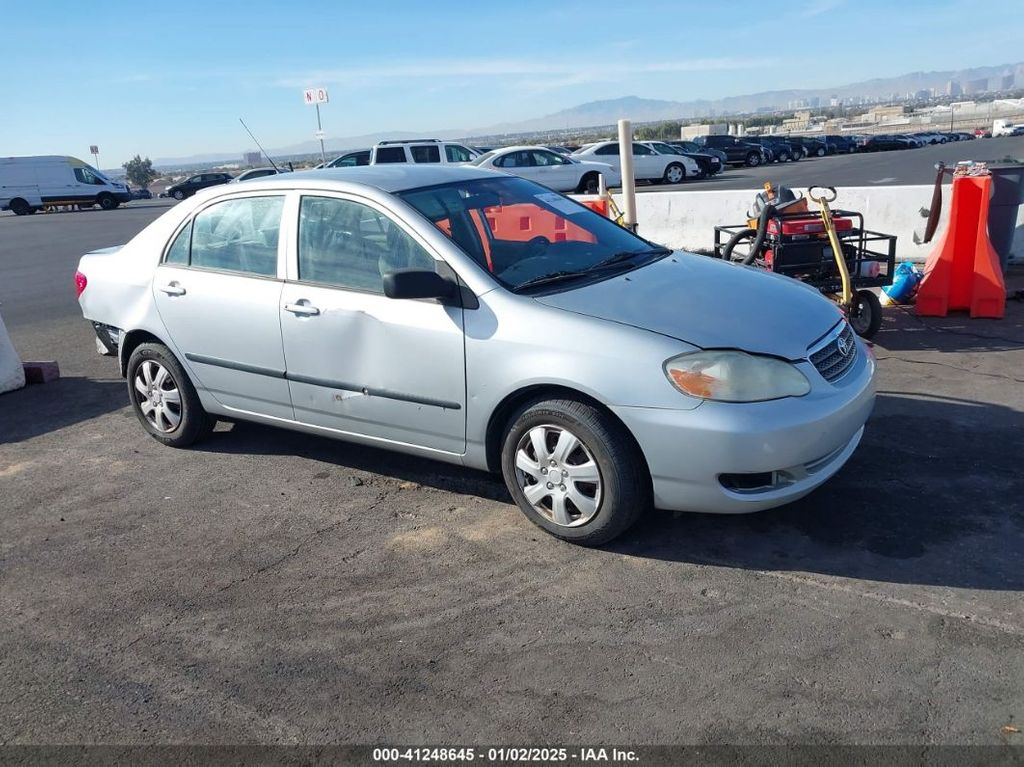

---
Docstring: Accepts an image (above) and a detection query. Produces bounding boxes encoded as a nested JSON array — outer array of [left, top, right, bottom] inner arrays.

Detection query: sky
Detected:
[[1, 0, 1022, 167]]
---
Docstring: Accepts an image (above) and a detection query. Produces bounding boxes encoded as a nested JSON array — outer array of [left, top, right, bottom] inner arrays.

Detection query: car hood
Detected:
[[533, 253, 842, 360]]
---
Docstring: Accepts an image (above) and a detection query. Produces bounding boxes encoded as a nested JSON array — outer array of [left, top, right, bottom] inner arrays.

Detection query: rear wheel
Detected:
[[815, 146, 826, 157], [577, 172, 600, 194], [127, 342, 214, 448], [778, 151, 791, 162], [663, 162, 685, 184], [745, 152, 762, 168], [9, 198, 33, 216], [849, 289, 883, 339], [500, 398, 648, 546]]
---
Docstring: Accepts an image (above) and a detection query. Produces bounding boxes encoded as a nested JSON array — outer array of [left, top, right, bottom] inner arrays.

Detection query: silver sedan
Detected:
[[76, 165, 875, 545]]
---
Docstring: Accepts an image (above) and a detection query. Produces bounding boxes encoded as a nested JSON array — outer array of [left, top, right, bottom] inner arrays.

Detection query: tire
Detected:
[[849, 290, 882, 339], [815, 147, 826, 157], [9, 198, 33, 216], [745, 152, 761, 168], [500, 398, 649, 546], [98, 194, 117, 210], [172, 190, 185, 201], [778, 151, 790, 163], [127, 342, 214, 448], [577, 172, 600, 195], [663, 162, 685, 184]]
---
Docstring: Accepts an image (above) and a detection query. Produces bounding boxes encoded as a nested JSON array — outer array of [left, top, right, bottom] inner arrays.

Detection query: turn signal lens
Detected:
[[664, 351, 810, 403], [74, 270, 88, 298]]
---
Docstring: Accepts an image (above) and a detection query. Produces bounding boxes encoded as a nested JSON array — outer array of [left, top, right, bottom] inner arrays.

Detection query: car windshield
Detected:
[[469, 151, 497, 166], [398, 176, 670, 293]]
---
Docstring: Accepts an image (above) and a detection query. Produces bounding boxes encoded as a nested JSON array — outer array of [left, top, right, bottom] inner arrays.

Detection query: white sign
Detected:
[[303, 88, 329, 105], [314, 130, 326, 140]]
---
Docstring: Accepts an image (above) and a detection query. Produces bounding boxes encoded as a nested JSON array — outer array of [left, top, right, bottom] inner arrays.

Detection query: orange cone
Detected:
[[916, 175, 1005, 318]]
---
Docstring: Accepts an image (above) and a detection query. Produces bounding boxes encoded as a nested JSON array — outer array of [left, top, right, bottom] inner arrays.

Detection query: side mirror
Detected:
[[383, 269, 455, 301]]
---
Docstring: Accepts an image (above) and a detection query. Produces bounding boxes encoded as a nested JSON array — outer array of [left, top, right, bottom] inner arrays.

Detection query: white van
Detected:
[[0, 156, 131, 215], [369, 139, 479, 165]]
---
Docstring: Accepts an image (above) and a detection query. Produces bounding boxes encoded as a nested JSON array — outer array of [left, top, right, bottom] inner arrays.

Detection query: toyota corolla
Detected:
[[76, 165, 875, 545]]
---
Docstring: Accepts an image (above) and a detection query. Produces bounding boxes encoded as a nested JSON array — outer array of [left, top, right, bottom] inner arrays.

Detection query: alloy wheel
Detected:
[[514, 424, 602, 527], [134, 360, 182, 433]]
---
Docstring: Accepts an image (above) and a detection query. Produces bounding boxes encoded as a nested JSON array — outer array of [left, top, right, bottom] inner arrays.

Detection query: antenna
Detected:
[[238, 118, 280, 172]]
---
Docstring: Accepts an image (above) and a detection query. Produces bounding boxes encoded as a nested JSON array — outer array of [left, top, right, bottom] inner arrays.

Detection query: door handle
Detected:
[[159, 283, 186, 296], [284, 302, 320, 316]]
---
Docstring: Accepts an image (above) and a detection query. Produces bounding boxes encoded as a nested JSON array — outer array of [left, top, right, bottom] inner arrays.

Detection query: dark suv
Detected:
[[693, 135, 766, 167], [165, 172, 234, 201], [746, 137, 800, 163]]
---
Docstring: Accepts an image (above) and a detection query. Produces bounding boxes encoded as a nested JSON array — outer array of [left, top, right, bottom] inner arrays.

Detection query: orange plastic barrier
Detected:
[[916, 175, 1006, 318], [577, 198, 609, 217]]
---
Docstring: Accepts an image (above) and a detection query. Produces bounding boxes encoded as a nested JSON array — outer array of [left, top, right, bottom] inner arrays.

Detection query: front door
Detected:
[[280, 194, 466, 455], [153, 193, 293, 419]]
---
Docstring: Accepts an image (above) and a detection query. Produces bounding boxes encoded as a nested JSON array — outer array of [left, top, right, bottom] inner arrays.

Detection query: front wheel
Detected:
[[501, 399, 649, 546], [172, 190, 185, 201], [98, 194, 117, 210], [849, 289, 882, 339], [663, 162, 685, 184], [576, 172, 600, 194], [745, 152, 761, 167], [127, 342, 214, 447]]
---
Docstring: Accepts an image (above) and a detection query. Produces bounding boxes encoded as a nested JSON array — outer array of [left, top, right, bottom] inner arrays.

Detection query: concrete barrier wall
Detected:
[[598, 185, 1024, 264]]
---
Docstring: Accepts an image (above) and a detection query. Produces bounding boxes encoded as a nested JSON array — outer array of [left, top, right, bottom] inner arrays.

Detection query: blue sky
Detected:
[[1, 0, 1021, 166]]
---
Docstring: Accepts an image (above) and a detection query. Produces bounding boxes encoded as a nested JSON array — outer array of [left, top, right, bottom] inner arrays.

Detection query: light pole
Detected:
[[950, 103, 956, 133]]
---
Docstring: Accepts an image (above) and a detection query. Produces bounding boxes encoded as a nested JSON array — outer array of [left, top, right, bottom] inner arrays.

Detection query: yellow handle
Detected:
[[812, 188, 853, 309]]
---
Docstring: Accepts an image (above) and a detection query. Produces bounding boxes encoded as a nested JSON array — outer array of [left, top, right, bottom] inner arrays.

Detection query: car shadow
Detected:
[[199, 420, 510, 503], [609, 391, 1024, 591], [202, 390, 1022, 592], [0, 377, 126, 444]]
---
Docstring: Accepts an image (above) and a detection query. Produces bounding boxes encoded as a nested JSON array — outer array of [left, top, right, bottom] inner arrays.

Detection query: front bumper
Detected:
[[613, 348, 876, 514], [115, 191, 132, 203]]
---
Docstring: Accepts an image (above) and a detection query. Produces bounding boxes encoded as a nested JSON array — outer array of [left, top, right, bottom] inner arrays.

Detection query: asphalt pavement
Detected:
[[648, 135, 1024, 192], [2, 190, 1024, 746]]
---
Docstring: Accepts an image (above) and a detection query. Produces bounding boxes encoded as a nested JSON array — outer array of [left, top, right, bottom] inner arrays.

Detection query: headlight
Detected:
[[664, 351, 810, 402]]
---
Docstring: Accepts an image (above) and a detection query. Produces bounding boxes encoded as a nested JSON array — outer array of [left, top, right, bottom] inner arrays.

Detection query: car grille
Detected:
[[809, 322, 857, 382]]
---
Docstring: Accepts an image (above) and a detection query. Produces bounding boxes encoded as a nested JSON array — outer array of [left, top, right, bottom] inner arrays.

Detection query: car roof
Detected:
[[237, 164, 503, 193]]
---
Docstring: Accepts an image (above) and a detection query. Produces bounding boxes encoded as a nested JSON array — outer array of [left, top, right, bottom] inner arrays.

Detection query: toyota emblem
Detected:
[[837, 335, 850, 356]]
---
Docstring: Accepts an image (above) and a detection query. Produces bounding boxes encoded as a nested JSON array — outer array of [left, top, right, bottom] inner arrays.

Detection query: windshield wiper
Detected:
[[513, 270, 592, 293], [588, 247, 672, 272]]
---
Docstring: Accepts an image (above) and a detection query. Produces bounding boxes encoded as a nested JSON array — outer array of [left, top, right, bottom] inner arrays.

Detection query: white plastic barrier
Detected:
[[0, 308, 26, 394], [589, 185, 1024, 264]]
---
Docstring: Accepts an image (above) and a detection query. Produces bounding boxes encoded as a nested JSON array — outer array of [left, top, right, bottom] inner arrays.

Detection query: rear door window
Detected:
[[187, 196, 284, 276], [410, 145, 441, 163], [375, 147, 407, 163]]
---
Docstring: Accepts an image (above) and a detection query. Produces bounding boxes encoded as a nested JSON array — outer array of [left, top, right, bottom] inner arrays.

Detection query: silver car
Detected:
[[76, 165, 875, 545]]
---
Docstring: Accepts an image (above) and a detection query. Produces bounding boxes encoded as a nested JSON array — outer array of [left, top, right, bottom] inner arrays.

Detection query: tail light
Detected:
[[74, 270, 87, 298]]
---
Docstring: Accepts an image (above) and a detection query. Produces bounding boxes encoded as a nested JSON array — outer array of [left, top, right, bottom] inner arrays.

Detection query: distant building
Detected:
[[243, 151, 261, 167], [914, 89, 931, 101], [997, 74, 1015, 91], [964, 78, 988, 95], [680, 123, 728, 139], [829, 96, 841, 108], [946, 79, 962, 97]]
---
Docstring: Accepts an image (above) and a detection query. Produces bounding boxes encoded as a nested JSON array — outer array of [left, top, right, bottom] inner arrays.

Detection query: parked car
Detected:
[[165, 172, 233, 201], [75, 165, 875, 546], [323, 149, 370, 168], [644, 141, 722, 178], [823, 135, 857, 154], [668, 140, 729, 167], [229, 167, 287, 183], [746, 137, 799, 162], [470, 145, 620, 193], [131, 188, 153, 200], [571, 141, 695, 184], [859, 135, 912, 152], [784, 136, 828, 158], [0, 155, 131, 215], [639, 142, 701, 179], [370, 139, 479, 165], [692, 135, 766, 167]]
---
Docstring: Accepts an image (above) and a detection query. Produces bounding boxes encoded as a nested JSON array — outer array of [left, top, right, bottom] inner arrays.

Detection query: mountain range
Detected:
[[153, 61, 1023, 167]]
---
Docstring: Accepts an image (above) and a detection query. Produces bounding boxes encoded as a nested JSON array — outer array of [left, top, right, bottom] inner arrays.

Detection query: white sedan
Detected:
[[470, 146, 620, 193], [571, 141, 697, 185]]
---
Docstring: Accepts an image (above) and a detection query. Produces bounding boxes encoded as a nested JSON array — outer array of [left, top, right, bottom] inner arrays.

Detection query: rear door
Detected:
[[279, 193, 466, 454], [153, 193, 293, 419]]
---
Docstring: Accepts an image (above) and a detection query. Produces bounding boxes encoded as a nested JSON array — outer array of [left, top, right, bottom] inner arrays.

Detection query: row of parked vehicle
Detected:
[[152, 125, 987, 204]]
